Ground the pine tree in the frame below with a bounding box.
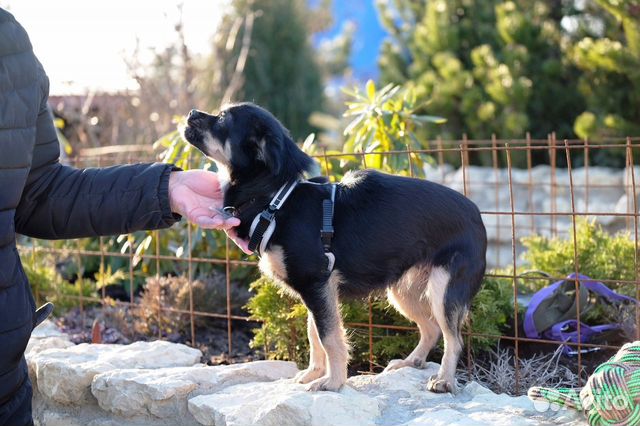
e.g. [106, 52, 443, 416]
[200, 0, 330, 139]
[571, 0, 640, 141]
[376, 0, 585, 140]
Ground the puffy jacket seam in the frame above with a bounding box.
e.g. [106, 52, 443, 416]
[0, 317, 31, 335]
[0, 48, 33, 61]
[43, 188, 148, 200]
[0, 79, 40, 97]
[0, 124, 36, 131]
[34, 138, 57, 147]
[0, 165, 29, 171]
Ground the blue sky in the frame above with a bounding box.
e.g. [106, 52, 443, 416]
[316, 0, 386, 80]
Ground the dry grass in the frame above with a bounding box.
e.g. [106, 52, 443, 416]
[459, 345, 585, 396]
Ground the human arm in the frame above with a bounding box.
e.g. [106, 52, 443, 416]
[15, 66, 238, 238]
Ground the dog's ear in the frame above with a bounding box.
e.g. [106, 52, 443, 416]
[257, 129, 314, 178]
[256, 134, 284, 175]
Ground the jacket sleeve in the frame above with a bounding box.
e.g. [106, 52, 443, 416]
[14, 64, 181, 239]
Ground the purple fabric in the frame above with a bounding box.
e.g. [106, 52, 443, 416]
[577, 273, 636, 304]
[524, 273, 636, 340]
[523, 278, 564, 339]
[545, 320, 619, 344]
[545, 320, 621, 355]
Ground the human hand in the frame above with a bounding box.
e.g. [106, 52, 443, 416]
[168, 170, 240, 229]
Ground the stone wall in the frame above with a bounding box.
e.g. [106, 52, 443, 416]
[27, 321, 586, 426]
[424, 164, 637, 269]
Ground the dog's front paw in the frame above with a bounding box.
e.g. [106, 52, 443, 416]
[427, 374, 457, 394]
[294, 366, 325, 384]
[383, 358, 425, 372]
[305, 375, 345, 392]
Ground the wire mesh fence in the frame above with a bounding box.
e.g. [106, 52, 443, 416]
[18, 135, 640, 395]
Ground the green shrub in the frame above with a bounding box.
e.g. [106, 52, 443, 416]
[246, 277, 309, 365]
[341, 297, 418, 368]
[245, 274, 510, 368]
[468, 274, 515, 350]
[467, 219, 639, 349]
[521, 218, 636, 295]
[22, 252, 98, 315]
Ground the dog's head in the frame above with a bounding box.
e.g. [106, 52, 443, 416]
[182, 102, 315, 182]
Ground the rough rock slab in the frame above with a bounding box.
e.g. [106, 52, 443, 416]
[31, 341, 202, 405]
[27, 320, 74, 358]
[348, 364, 586, 426]
[92, 360, 298, 421]
[188, 363, 587, 426]
[29, 337, 590, 426]
[26, 336, 75, 358]
[188, 380, 381, 426]
[26, 320, 75, 387]
[30, 320, 68, 339]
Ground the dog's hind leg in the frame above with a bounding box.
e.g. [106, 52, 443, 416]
[299, 272, 349, 392]
[293, 314, 327, 384]
[425, 265, 469, 394]
[384, 274, 441, 371]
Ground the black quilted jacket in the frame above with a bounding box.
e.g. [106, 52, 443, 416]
[0, 8, 180, 403]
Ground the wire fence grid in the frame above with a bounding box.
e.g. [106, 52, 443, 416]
[18, 135, 640, 395]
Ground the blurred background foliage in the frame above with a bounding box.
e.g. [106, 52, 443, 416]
[54, 0, 640, 159]
[377, 0, 640, 143]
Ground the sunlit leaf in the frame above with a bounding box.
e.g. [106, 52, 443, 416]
[412, 115, 447, 124]
[340, 86, 366, 101]
[364, 141, 381, 153]
[342, 136, 355, 153]
[302, 133, 316, 152]
[377, 83, 399, 101]
[366, 79, 376, 102]
[378, 87, 402, 105]
[365, 150, 383, 169]
[343, 114, 366, 135]
[343, 104, 369, 116]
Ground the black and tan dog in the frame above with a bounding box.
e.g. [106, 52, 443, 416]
[182, 103, 487, 393]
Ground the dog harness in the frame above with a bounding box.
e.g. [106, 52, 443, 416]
[320, 183, 337, 271]
[246, 180, 337, 271]
[247, 179, 299, 255]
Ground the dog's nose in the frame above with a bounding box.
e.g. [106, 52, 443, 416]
[187, 109, 203, 126]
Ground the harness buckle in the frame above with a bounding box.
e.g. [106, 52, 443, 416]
[260, 207, 276, 222]
[320, 227, 334, 250]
